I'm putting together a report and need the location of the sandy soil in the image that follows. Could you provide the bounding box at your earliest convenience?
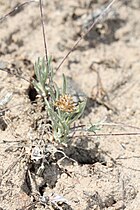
[0,0,140,210]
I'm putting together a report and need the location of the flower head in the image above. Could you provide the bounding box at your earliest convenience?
[54,94,76,112]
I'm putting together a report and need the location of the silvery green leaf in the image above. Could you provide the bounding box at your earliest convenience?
[62,74,67,95]
[68,99,87,125]
[54,82,60,100]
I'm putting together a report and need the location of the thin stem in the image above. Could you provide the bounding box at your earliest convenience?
[0,0,36,23]
[39,0,49,65]
[56,0,117,71]
[72,132,140,138]
[0,68,30,83]
[71,122,140,131]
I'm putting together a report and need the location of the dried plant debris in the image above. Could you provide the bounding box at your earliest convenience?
[0,0,140,210]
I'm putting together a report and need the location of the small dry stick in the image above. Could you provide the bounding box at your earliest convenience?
[0,0,37,23]
[56,0,117,71]
[2,147,25,178]
[39,0,49,65]
[72,132,140,138]
[0,67,30,83]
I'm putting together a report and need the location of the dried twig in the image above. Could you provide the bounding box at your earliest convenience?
[56,0,117,71]
[39,0,49,65]
[0,0,37,23]
[72,132,140,138]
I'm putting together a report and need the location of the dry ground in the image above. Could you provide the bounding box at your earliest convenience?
[0,0,140,210]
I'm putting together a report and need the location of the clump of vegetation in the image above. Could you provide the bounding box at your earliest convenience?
[33,57,86,143]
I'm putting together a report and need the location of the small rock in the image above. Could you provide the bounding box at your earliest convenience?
[74,8,85,17]
[113,200,125,210]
